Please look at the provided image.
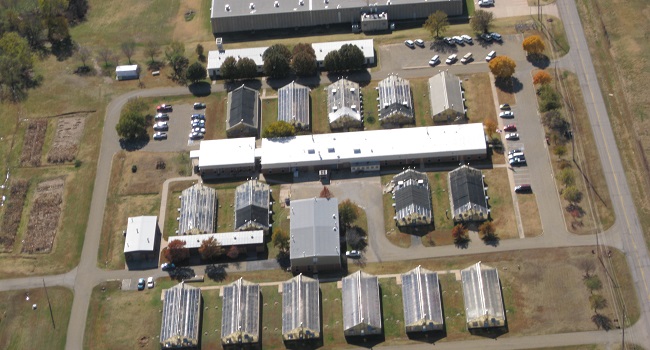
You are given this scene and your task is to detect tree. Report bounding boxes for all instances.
[164,240,190,263]
[169,55,190,84]
[323,50,342,72]
[533,71,552,85]
[271,229,290,253]
[488,56,516,79]
[198,237,222,260]
[539,85,562,112]
[166,41,186,58]
[423,10,449,39]
[558,167,575,187]
[220,56,238,81]
[292,51,317,76]
[591,313,613,330]
[553,145,567,158]
[0,32,41,102]
[523,35,546,56]
[186,61,207,83]
[339,199,359,228]
[577,258,596,278]
[470,10,494,34]
[263,51,291,79]
[319,186,333,199]
[65,0,89,24]
[563,186,583,204]
[263,43,291,61]
[262,120,296,138]
[346,226,367,250]
[205,264,227,281]
[75,44,91,68]
[484,119,497,136]
[145,41,161,63]
[589,294,607,313]
[584,275,603,294]
[226,245,240,259]
[478,221,498,242]
[542,110,569,132]
[121,41,136,64]
[451,224,470,246]
[338,44,365,71]
[39,0,70,43]
[97,47,114,67]
[196,43,205,61]
[236,57,258,80]
[115,109,147,140]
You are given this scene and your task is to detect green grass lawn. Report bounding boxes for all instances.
[261,98,279,135]
[361,82,381,130]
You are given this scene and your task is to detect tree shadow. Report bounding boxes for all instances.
[169,266,195,281]
[454,237,471,249]
[398,224,434,237]
[119,136,150,151]
[494,77,523,94]
[527,54,551,69]
[188,81,212,97]
[276,250,291,270]
[51,37,75,61]
[482,234,500,247]
[205,264,228,282]
[325,70,371,85]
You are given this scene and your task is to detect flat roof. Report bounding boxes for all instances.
[124,216,157,253]
[195,138,257,170]
[207,47,268,70]
[312,39,374,63]
[260,124,486,170]
[116,65,138,71]
[168,231,264,249]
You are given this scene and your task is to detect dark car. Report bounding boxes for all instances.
[514,184,532,193]
[161,263,176,271]
[153,132,167,140]
[191,114,205,121]
[193,102,206,110]
[156,104,173,113]
[503,124,517,131]
[137,278,145,290]
[189,132,204,140]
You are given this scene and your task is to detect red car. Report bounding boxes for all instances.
[503,124,517,131]
[156,104,173,112]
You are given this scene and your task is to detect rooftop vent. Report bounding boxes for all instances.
[225,4,230,11]
[274,1,279,7]
[299,0,304,5]
[249,2,255,9]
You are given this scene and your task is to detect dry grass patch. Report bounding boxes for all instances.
[47,115,86,164]
[171,0,213,43]
[113,151,191,196]
[20,120,47,167]
[460,73,497,123]
[22,178,65,254]
[411,77,431,127]
[483,168,518,240]
[0,287,72,350]
[517,193,543,237]
[496,85,517,106]
[0,180,29,252]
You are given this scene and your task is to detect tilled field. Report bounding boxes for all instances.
[21,178,65,254]
[19,120,47,167]
[0,180,29,252]
[47,116,85,164]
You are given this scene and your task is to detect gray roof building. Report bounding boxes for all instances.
[282,274,321,341]
[178,183,217,235]
[448,165,489,222]
[289,197,341,274]
[428,71,466,123]
[401,266,444,333]
[392,169,432,227]
[160,283,201,348]
[227,85,260,138]
[342,271,382,336]
[461,262,505,329]
[378,74,414,127]
[278,81,310,130]
[221,278,260,347]
[327,79,363,130]
[234,180,270,232]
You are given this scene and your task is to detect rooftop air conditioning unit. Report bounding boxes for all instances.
[274,1,279,7]
[249,2,255,9]
[225,4,230,11]
[299,0,304,5]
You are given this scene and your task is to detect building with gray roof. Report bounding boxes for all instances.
[210,0,462,35]
[401,266,444,333]
[428,71,466,123]
[178,183,217,235]
[392,169,432,227]
[282,274,321,341]
[160,283,201,348]
[342,271,382,337]
[221,278,260,348]
[448,165,489,222]
[461,262,505,329]
[227,85,260,138]
[289,197,341,274]
[378,74,414,127]
[327,79,363,131]
[123,216,159,265]
[234,180,270,232]
[278,81,310,130]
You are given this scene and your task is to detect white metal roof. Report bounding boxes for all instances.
[207,47,268,70]
[312,39,374,63]
[115,65,139,72]
[123,216,157,253]
[168,230,264,249]
[260,124,486,170]
[195,137,257,170]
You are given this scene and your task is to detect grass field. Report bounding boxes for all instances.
[0,287,73,350]
[517,192,543,237]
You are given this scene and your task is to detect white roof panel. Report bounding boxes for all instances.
[124,216,157,253]
[168,230,264,249]
[312,39,374,63]
[207,47,268,70]
[197,138,256,170]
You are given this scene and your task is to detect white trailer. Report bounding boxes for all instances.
[115,65,140,81]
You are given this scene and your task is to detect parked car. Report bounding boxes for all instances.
[503,124,517,131]
[414,39,425,47]
[480,33,493,42]
[478,0,494,7]
[153,122,168,131]
[147,277,154,289]
[191,114,205,120]
[153,132,167,140]
[154,113,169,121]
[505,133,520,140]
[486,50,497,61]
[189,132,204,140]
[446,54,457,64]
[490,32,503,42]
[161,263,176,271]
[156,104,173,112]
[193,102,206,110]
[428,55,440,66]
[499,111,514,118]
[500,103,511,110]
[461,34,473,44]
[346,250,361,258]
[193,127,206,134]
[404,40,415,48]
[443,37,455,46]
[453,36,464,45]
[514,184,532,193]
[508,148,523,156]
[508,151,525,160]
[137,278,145,291]
[509,157,527,166]
[461,52,473,64]
[191,119,205,126]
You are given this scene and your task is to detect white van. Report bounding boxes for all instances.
[508,151,524,159]
[461,52,473,64]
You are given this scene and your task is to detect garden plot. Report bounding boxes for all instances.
[21,178,65,253]
[19,120,47,167]
[0,180,29,252]
[47,116,86,164]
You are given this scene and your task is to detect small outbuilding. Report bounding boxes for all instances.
[327,79,363,131]
[377,74,414,127]
[278,81,310,130]
[221,278,261,348]
[226,85,261,138]
[123,216,159,265]
[234,180,271,232]
[282,274,321,342]
[461,262,506,329]
[448,165,489,222]
[428,71,466,123]
[342,271,382,337]
[401,266,444,333]
[115,64,140,81]
[392,169,432,227]
[160,283,202,348]
[289,197,341,274]
[178,183,217,235]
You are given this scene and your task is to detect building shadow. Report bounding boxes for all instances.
[345,284,386,348]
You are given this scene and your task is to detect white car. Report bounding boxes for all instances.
[486,51,496,61]
[414,39,425,47]
[461,34,473,44]
[499,111,514,118]
[453,36,464,45]
[147,277,154,289]
[443,37,455,46]
[428,55,440,66]
[460,52,473,64]
[478,0,494,7]
[404,40,415,48]
[505,133,520,140]
[445,54,457,64]
[346,250,361,258]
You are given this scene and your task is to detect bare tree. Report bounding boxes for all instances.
[577,258,596,278]
[97,47,114,67]
[145,40,161,63]
[121,41,136,64]
[76,44,92,68]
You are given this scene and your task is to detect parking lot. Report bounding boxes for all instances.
[144,103,203,152]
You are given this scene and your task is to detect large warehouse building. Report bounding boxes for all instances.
[210,0,463,35]
[461,262,506,330]
[401,266,444,333]
[342,271,382,337]
[221,278,261,348]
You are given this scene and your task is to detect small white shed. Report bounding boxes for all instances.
[115,65,140,81]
